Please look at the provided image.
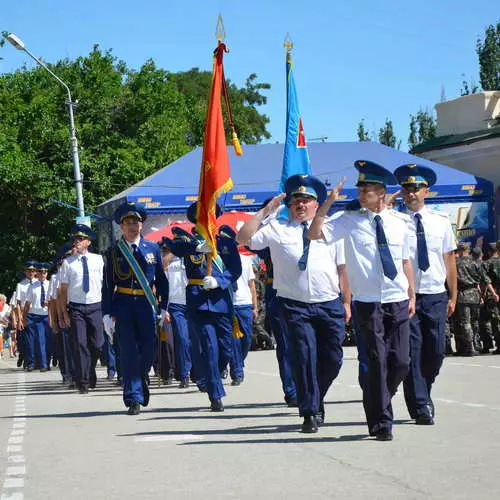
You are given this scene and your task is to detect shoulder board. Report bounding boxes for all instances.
[428,209,450,218]
[389,210,412,222]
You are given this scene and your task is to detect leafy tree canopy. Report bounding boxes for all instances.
[0,45,270,292]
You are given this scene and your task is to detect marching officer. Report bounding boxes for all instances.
[162,229,191,388]
[394,164,457,425]
[103,202,169,415]
[24,262,51,371]
[309,161,416,441]
[164,202,241,412]
[239,174,349,433]
[13,261,37,368]
[59,225,105,394]
[219,224,257,386]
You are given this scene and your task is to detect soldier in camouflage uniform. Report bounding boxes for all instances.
[481,242,500,354]
[455,244,490,355]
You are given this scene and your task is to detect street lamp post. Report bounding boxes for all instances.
[4,33,85,218]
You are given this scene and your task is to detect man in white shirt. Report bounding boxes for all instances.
[394,164,457,425]
[24,262,51,371]
[59,224,104,394]
[309,160,416,441]
[162,232,191,388]
[238,174,350,434]
[13,261,37,368]
[219,225,256,386]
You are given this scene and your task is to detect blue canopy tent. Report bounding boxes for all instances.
[96,142,494,247]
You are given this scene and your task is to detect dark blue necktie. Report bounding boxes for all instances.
[298,222,310,271]
[40,282,46,306]
[132,244,145,270]
[82,255,90,293]
[374,215,398,280]
[414,213,430,272]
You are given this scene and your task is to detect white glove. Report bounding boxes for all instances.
[203,276,219,290]
[158,309,169,329]
[103,314,115,337]
[196,241,211,253]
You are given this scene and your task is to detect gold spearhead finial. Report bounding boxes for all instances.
[216,14,226,42]
[284,32,293,52]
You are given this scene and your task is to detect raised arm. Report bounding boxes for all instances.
[236,194,285,246]
[308,178,345,240]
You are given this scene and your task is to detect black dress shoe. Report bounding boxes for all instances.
[79,387,89,395]
[127,402,140,415]
[142,378,150,407]
[415,414,434,425]
[210,399,224,412]
[198,385,207,393]
[16,357,23,368]
[231,376,244,386]
[375,430,393,441]
[68,381,76,389]
[301,415,318,433]
[284,394,298,407]
[179,378,190,388]
[316,402,325,426]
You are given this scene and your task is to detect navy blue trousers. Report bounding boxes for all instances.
[188,310,233,402]
[101,333,117,377]
[266,286,296,400]
[69,302,104,389]
[187,310,206,389]
[403,292,447,419]
[169,303,192,379]
[354,300,410,435]
[280,297,345,417]
[229,305,254,380]
[114,295,156,407]
[58,327,75,382]
[26,314,49,369]
[351,305,369,389]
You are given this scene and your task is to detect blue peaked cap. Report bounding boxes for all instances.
[114,202,147,225]
[394,164,437,187]
[186,201,223,224]
[218,224,237,240]
[355,160,397,187]
[284,174,327,205]
[70,224,96,241]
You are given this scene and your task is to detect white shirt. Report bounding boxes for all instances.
[0,304,11,333]
[15,278,34,307]
[9,291,17,306]
[324,208,411,304]
[59,252,104,305]
[406,206,456,294]
[167,256,188,306]
[48,274,59,301]
[25,280,49,316]
[234,254,256,306]
[250,218,344,303]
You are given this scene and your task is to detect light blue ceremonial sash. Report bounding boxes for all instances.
[117,239,159,315]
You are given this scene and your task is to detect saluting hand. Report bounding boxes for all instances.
[385,190,401,208]
[262,193,286,217]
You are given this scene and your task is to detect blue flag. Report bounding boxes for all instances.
[280,49,312,193]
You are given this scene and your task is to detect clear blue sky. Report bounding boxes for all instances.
[1,0,497,150]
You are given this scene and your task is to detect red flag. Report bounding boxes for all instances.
[196,42,235,258]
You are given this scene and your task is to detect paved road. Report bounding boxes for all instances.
[1,348,500,500]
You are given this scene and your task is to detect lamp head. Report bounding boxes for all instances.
[5,33,25,50]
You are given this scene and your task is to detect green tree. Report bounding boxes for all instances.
[476,23,500,91]
[170,69,271,146]
[357,120,371,141]
[378,118,400,149]
[408,110,437,149]
[0,46,271,292]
